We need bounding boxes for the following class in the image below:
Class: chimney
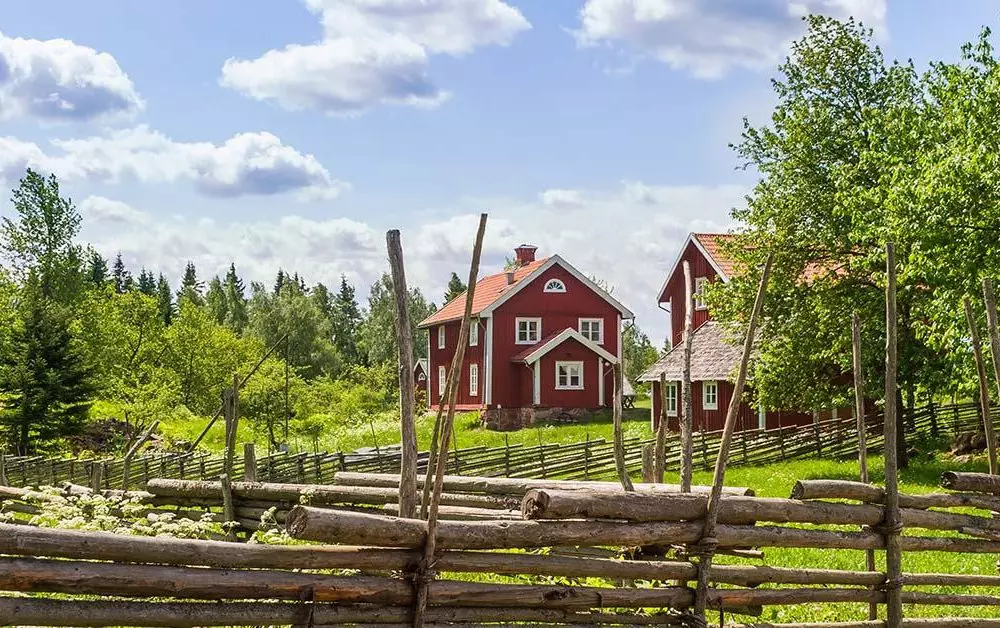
[514,244,537,266]
[505,270,516,285]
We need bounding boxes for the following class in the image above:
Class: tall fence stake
[612,362,633,491]
[982,278,1000,471]
[413,213,487,628]
[852,311,877,621]
[654,373,667,483]
[681,259,694,493]
[884,242,904,627]
[693,252,772,620]
[387,229,418,519]
[243,444,257,483]
[965,295,997,475]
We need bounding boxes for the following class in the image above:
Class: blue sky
[1,0,997,344]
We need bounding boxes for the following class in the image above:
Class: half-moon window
[544,279,566,293]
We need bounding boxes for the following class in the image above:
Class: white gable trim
[518,328,618,365]
[480,256,634,320]
[656,233,730,305]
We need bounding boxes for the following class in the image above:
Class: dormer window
[543,279,566,293]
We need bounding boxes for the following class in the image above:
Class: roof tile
[419,258,549,327]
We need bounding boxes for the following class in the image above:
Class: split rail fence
[0,401,990,490]
[5,471,1000,626]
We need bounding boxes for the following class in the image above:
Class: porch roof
[638,321,747,382]
[511,327,618,365]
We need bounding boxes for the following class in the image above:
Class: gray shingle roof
[637,321,744,382]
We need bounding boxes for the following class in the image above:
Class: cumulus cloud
[539,189,586,209]
[221,0,530,114]
[575,0,887,78]
[0,126,346,200]
[0,31,142,122]
[79,181,743,343]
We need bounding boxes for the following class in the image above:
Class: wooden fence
[4,471,1000,626]
[0,401,990,490]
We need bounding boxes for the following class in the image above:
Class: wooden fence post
[641,444,655,483]
[851,311,876,621]
[693,252,772,619]
[0,453,7,487]
[612,362,633,491]
[387,228,418,519]
[654,373,667,483]
[965,296,997,475]
[220,473,237,542]
[884,242,904,627]
[90,462,103,493]
[681,259,695,493]
[243,444,257,482]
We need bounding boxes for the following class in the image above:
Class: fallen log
[521,490,1000,533]
[0,597,682,627]
[941,471,1000,495]
[792,480,1000,511]
[332,472,754,497]
[146,478,518,510]
[286,507,1000,553]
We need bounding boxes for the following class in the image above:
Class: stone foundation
[481,407,596,431]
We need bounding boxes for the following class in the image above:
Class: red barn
[639,233,837,433]
[418,245,633,429]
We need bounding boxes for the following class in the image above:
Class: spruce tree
[86,250,109,288]
[273,269,286,296]
[156,274,175,326]
[223,263,248,334]
[112,253,132,294]
[0,277,95,454]
[333,275,362,364]
[177,261,204,306]
[137,268,157,296]
[206,276,228,324]
[444,272,467,303]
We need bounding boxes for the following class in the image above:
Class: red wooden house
[639,233,823,433]
[418,245,634,430]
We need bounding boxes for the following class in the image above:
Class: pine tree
[273,269,286,296]
[112,253,132,294]
[137,268,157,296]
[156,274,175,326]
[86,250,109,288]
[0,278,95,454]
[444,272,467,303]
[206,276,228,324]
[332,275,362,364]
[223,263,248,334]
[177,261,204,306]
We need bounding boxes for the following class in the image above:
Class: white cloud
[79,181,743,343]
[0,31,142,122]
[221,0,530,114]
[575,0,887,78]
[1,126,346,200]
[539,188,586,208]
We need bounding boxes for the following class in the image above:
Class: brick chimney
[514,244,537,266]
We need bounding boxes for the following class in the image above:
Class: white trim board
[517,328,618,365]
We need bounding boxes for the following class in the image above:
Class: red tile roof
[418,258,550,327]
[693,233,738,279]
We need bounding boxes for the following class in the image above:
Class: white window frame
[469,320,479,346]
[555,361,584,390]
[703,380,718,410]
[469,363,479,397]
[665,381,678,417]
[438,366,446,398]
[515,317,541,345]
[543,279,566,293]
[579,318,604,344]
[437,326,445,349]
[694,277,709,311]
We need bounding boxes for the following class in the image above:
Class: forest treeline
[0,170,659,455]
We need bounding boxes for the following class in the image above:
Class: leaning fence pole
[420,376,454,519]
[387,229,418,519]
[413,213,487,628]
[654,373,667,483]
[884,242,904,627]
[612,361,633,491]
[982,278,1000,472]
[681,259,695,493]
[851,311,876,621]
[965,295,997,475]
[120,419,160,491]
[693,252,772,618]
